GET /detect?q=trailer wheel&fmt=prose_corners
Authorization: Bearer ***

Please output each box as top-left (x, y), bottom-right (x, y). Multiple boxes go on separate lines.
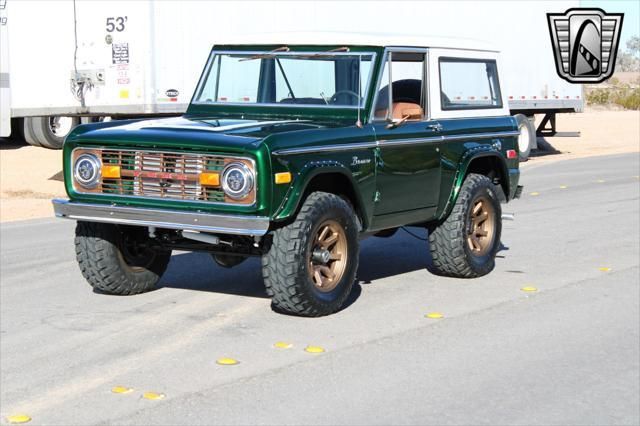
top-left (514, 114), bottom-right (534, 161)
top-left (22, 117), bottom-right (41, 147)
top-left (24, 116), bottom-right (79, 149)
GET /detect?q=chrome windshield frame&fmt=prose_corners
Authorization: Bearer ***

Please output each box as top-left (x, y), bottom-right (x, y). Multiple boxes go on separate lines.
top-left (190, 50), bottom-right (378, 109)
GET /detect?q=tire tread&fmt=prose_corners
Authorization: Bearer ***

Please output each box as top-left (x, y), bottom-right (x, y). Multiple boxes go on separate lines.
top-left (262, 192), bottom-right (358, 317)
top-left (75, 221), bottom-right (170, 295)
top-left (429, 173), bottom-right (501, 278)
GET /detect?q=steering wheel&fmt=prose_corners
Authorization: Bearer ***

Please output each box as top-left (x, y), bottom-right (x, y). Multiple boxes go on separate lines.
top-left (329, 90), bottom-right (360, 105)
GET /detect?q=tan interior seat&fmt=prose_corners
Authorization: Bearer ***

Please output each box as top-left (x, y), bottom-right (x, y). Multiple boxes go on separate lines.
top-left (375, 102), bottom-right (423, 120)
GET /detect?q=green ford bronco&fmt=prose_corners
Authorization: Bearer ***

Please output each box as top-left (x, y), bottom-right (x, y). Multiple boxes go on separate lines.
top-left (53, 34), bottom-right (523, 317)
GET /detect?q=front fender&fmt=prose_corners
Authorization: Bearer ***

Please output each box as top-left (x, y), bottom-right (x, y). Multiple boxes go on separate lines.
top-left (438, 147), bottom-right (509, 221)
top-left (273, 160), bottom-right (367, 225)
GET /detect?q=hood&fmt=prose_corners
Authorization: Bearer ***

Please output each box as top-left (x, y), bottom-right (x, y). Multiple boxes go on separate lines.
top-left (67, 116), bottom-right (328, 153)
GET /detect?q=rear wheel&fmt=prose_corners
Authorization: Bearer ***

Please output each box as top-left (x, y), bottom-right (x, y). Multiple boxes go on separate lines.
top-left (262, 192), bottom-right (359, 317)
top-left (24, 116), bottom-right (79, 149)
top-left (429, 173), bottom-right (502, 278)
top-left (75, 221), bottom-right (171, 295)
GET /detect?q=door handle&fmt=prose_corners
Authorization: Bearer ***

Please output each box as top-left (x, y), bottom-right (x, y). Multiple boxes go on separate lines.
top-left (427, 123), bottom-right (443, 132)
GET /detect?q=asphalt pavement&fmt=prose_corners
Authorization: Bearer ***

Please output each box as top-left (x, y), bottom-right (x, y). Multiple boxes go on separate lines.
top-left (1, 153), bottom-right (638, 425)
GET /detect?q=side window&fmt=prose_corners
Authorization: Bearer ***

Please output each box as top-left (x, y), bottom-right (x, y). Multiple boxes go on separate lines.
top-left (374, 52), bottom-right (426, 120)
top-left (439, 58), bottom-right (502, 110)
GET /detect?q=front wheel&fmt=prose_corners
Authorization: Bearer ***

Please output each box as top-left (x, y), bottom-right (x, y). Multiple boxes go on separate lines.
top-left (429, 173), bottom-right (502, 278)
top-left (262, 192), bottom-right (359, 317)
top-left (75, 222), bottom-right (171, 295)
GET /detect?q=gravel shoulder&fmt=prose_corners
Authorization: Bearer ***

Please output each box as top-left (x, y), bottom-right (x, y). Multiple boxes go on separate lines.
top-left (0, 109), bottom-right (638, 222)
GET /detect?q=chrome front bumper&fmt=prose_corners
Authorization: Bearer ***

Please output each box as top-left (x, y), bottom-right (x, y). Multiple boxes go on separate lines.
top-left (52, 199), bottom-right (270, 236)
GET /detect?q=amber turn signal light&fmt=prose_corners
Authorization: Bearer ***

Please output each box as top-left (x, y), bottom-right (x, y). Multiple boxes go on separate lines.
top-left (102, 165), bottom-right (121, 179)
top-left (274, 172), bottom-right (292, 184)
top-left (200, 172), bottom-right (220, 186)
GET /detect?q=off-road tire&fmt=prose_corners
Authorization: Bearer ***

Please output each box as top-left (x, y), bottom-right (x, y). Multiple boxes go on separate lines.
top-left (429, 173), bottom-right (502, 278)
top-left (75, 221), bottom-right (171, 295)
top-left (262, 192), bottom-right (359, 317)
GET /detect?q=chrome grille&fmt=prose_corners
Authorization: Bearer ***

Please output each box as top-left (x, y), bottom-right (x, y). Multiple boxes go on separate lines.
top-left (99, 149), bottom-right (227, 202)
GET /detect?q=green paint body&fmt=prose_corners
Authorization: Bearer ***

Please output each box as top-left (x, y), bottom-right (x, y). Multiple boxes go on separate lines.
top-left (63, 44), bottom-right (520, 233)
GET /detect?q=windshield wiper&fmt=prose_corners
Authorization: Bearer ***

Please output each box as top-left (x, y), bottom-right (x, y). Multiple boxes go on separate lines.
top-left (295, 47), bottom-right (351, 59)
top-left (238, 46), bottom-right (290, 61)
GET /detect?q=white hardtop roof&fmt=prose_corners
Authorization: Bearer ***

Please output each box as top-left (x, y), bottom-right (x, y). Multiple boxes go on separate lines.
top-left (212, 32), bottom-right (499, 52)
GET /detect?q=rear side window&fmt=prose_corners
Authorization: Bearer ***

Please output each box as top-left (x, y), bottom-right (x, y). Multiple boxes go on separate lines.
top-left (439, 58), bottom-right (502, 110)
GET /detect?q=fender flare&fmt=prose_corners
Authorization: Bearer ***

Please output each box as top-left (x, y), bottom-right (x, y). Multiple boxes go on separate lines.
top-left (438, 147), bottom-right (509, 221)
top-left (273, 160), bottom-right (368, 227)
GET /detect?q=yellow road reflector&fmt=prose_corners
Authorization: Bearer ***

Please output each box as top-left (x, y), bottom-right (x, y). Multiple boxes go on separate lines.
top-left (102, 165), bottom-right (121, 179)
top-left (216, 357), bottom-right (239, 365)
top-left (521, 286), bottom-right (538, 292)
top-left (200, 172), bottom-right (220, 186)
top-left (559, 185), bottom-right (567, 189)
top-left (599, 267), bottom-right (611, 272)
top-left (274, 341), bottom-right (293, 349)
top-left (111, 386), bottom-right (133, 394)
top-left (304, 346), bottom-right (325, 353)
top-left (274, 172), bottom-right (292, 184)
top-left (6, 414), bottom-right (31, 424)
top-left (425, 312), bottom-right (444, 319)
top-left (529, 192), bottom-right (540, 196)
top-left (596, 179), bottom-right (605, 183)
top-left (142, 392), bottom-right (165, 400)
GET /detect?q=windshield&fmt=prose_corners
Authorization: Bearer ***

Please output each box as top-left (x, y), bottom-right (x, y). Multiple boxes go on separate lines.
top-left (193, 51), bottom-right (375, 108)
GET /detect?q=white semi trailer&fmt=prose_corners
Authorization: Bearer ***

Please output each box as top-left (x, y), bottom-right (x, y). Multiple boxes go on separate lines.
top-left (0, 0), bottom-right (582, 154)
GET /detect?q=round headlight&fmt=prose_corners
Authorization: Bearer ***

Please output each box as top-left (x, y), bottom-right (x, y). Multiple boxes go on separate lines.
top-left (221, 162), bottom-right (254, 200)
top-left (73, 153), bottom-right (101, 189)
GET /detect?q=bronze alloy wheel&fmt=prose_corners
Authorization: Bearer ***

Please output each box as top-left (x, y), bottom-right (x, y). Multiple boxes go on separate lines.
top-left (263, 192), bottom-right (359, 316)
top-left (308, 220), bottom-right (348, 292)
top-left (466, 195), bottom-right (496, 256)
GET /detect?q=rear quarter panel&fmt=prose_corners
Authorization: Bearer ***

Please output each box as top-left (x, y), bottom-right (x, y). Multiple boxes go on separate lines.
top-left (435, 116), bottom-right (519, 220)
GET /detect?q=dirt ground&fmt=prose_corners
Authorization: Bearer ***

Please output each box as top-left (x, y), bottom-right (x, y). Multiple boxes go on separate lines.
top-left (0, 109), bottom-right (638, 222)
top-left (529, 109), bottom-right (640, 163)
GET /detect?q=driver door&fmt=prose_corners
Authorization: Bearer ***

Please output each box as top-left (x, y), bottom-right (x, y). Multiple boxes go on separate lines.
top-left (372, 50), bottom-right (442, 219)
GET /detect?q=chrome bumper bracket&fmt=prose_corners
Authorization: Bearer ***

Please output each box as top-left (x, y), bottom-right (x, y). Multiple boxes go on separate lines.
top-left (52, 199), bottom-right (270, 236)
